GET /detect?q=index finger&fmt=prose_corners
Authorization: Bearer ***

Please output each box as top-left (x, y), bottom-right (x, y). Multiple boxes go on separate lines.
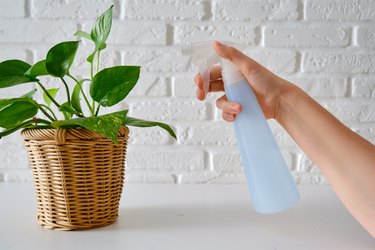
top-left (194, 65), bottom-right (223, 89)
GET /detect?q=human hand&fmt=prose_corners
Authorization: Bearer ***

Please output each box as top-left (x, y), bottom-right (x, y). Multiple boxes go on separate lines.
top-left (194, 41), bottom-right (291, 122)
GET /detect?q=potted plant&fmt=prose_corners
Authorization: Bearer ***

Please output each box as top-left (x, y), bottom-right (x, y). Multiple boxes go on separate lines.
top-left (0, 5), bottom-right (176, 230)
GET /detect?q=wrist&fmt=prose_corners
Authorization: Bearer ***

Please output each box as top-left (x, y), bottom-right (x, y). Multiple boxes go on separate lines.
top-left (274, 79), bottom-right (298, 125)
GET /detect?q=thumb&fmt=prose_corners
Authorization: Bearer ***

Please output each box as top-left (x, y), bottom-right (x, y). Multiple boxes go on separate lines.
top-left (212, 41), bottom-right (263, 76)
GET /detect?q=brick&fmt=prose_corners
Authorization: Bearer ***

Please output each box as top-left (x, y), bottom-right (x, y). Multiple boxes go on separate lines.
top-left (126, 146), bottom-right (205, 170)
top-left (321, 99), bottom-right (375, 122)
top-left (0, 143), bottom-right (29, 169)
top-left (125, 172), bottom-right (177, 183)
top-left (81, 20), bottom-right (167, 45)
top-left (208, 173), bottom-right (246, 184)
top-left (357, 25), bottom-right (375, 47)
top-left (30, 0), bottom-right (119, 19)
top-left (124, 172), bottom-right (144, 183)
top-left (127, 126), bottom-right (173, 145)
top-left (175, 122), bottom-right (236, 146)
top-left (124, 0), bottom-right (206, 21)
top-left (0, 83), bottom-right (35, 99)
top-left (129, 75), bottom-right (168, 97)
top-left (0, 46), bottom-right (29, 62)
top-left (172, 77), bottom-right (196, 98)
top-left (0, 20), bottom-right (77, 43)
top-left (0, 132), bottom-right (25, 146)
top-left (179, 171), bottom-right (220, 184)
top-left (128, 99), bottom-right (208, 121)
top-left (3, 170), bottom-right (33, 182)
top-left (245, 50), bottom-right (297, 73)
top-left (306, 0), bottom-right (375, 20)
top-left (213, 0), bottom-right (298, 22)
top-left (211, 150), bottom-right (242, 172)
top-left (302, 52), bottom-right (375, 73)
top-left (286, 76), bottom-right (347, 98)
top-left (264, 25), bottom-right (350, 47)
top-left (122, 49), bottom-right (190, 73)
top-left (69, 47), bottom-right (121, 71)
top-left (174, 24), bottom-right (257, 45)
top-left (0, 0), bottom-right (25, 17)
top-left (180, 171), bottom-right (248, 184)
top-left (144, 173), bottom-right (177, 183)
top-left (352, 77), bottom-right (375, 98)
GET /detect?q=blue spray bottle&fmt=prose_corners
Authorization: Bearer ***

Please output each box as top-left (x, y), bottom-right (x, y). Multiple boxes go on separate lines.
top-left (183, 42), bottom-right (300, 213)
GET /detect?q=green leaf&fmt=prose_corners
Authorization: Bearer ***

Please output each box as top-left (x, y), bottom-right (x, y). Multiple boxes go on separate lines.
top-left (24, 60), bottom-right (49, 78)
top-left (0, 119), bottom-right (35, 139)
top-left (99, 43), bottom-right (107, 50)
top-left (0, 98), bottom-right (38, 128)
top-left (46, 41), bottom-right (79, 77)
top-left (124, 116), bottom-right (177, 140)
top-left (43, 88), bottom-right (59, 106)
top-left (91, 5), bottom-right (113, 50)
top-left (74, 31), bottom-right (92, 41)
top-left (52, 110), bottom-right (128, 143)
top-left (0, 60), bottom-right (33, 88)
top-left (87, 5), bottom-right (113, 62)
top-left (21, 89), bottom-right (37, 99)
top-left (59, 102), bottom-right (79, 116)
top-left (71, 81), bottom-right (83, 114)
top-left (90, 66), bottom-right (140, 107)
top-left (86, 43), bottom-right (107, 62)
top-left (87, 52), bottom-right (96, 63)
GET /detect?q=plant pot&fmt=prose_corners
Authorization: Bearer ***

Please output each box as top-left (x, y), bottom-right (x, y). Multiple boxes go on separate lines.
top-left (21, 126), bottom-right (129, 230)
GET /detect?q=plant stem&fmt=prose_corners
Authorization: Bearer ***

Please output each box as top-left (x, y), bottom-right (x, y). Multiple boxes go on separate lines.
top-left (67, 74), bottom-right (94, 116)
top-left (37, 118), bottom-right (53, 125)
top-left (94, 104), bottom-right (101, 116)
top-left (38, 106), bottom-right (56, 122)
top-left (60, 77), bottom-right (71, 105)
top-left (36, 81), bottom-right (61, 108)
top-left (39, 104), bottom-right (58, 120)
top-left (92, 100), bottom-right (95, 117)
top-left (97, 50), bottom-right (101, 74)
top-left (90, 57), bottom-right (94, 80)
top-left (89, 52), bottom-right (97, 117)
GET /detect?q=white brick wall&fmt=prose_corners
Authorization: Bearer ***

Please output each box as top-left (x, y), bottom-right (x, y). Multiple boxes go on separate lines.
top-left (0, 0), bottom-right (374, 185)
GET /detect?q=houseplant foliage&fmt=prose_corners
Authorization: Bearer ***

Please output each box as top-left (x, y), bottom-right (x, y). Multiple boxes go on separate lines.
top-left (0, 5), bottom-right (176, 143)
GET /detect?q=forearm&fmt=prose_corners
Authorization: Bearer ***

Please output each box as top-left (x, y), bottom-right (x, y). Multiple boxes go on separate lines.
top-left (277, 82), bottom-right (375, 237)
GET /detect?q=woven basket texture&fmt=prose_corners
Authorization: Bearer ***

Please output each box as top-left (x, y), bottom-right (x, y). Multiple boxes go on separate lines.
top-left (21, 126), bottom-right (129, 230)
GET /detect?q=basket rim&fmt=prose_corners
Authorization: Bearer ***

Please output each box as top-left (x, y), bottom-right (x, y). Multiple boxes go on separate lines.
top-left (21, 126), bottom-right (129, 142)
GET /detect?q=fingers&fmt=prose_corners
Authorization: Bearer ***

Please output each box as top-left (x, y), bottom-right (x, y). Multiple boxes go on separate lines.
top-left (194, 77), bottom-right (224, 93)
top-left (222, 112), bottom-right (236, 122)
top-left (216, 95), bottom-right (242, 115)
top-left (194, 65), bottom-right (225, 101)
top-left (212, 41), bottom-right (262, 77)
top-left (217, 95), bottom-right (241, 122)
top-left (210, 65), bottom-right (222, 80)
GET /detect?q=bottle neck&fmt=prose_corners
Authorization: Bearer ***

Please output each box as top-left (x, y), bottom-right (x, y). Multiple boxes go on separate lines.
top-left (221, 59), bottom-right (246, 86)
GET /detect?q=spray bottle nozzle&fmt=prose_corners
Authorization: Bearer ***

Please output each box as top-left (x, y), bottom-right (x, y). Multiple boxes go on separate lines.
top-left (182, 42), bottom-right (220, 98)
top-left (182, 41), bottom-right (245, 98)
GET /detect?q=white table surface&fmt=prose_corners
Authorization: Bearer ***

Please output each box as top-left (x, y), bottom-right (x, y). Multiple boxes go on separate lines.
top-left (0, 183), bottom-right (374, 250)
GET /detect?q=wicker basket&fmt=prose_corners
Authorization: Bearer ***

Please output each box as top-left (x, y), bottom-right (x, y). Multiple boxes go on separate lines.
top-left (21, 126), bottom-right (129, 231)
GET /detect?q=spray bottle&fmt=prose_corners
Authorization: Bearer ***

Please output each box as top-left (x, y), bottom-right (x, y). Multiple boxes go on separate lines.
top-left (182, 42), bottom-right (300, 213)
